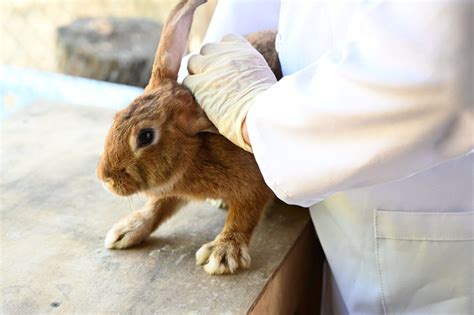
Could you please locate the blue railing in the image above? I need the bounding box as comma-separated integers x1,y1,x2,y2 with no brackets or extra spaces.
0,65,143,118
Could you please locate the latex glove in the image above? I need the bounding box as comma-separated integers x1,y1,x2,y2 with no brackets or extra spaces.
183,34,277,152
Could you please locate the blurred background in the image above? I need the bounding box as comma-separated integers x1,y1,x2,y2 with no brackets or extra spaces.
0,0,217,118
1,0,215,77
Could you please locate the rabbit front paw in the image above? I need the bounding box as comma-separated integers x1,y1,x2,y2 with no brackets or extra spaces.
195,238,251,275
104,216,152,249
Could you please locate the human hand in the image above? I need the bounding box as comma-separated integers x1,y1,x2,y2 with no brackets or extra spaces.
183,34,277,152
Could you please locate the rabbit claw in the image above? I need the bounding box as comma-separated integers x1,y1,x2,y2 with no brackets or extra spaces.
104,216,151,249
196,240,251,275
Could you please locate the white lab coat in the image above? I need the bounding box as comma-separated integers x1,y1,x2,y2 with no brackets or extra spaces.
190,1,474,314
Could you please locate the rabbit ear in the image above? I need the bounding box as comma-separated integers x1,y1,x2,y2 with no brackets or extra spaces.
184,115,218,136
146,0,207,90
177,102,218,136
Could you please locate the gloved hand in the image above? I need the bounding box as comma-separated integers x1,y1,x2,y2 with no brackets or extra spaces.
183,34,277,152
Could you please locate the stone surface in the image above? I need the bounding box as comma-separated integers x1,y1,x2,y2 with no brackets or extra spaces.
57,17,162,87
0,103,310,314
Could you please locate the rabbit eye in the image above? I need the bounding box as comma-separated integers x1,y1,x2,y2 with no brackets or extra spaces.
137,128,154,148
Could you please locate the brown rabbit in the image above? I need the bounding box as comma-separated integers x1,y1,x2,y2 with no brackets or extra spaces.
97,0,282,275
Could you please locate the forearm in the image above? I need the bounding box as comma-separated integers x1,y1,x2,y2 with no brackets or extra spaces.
246,2,473,206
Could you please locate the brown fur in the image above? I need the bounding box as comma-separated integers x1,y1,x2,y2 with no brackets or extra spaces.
97,0,281,275
246,30,283,80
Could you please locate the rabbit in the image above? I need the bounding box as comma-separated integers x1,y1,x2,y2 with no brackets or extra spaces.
96,0,282,275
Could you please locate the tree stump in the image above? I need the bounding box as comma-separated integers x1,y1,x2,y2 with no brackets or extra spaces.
57,17,162,87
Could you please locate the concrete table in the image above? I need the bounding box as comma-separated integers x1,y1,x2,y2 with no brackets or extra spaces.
0,70,323,314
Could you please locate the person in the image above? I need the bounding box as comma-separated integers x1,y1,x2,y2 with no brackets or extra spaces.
181,1,473,314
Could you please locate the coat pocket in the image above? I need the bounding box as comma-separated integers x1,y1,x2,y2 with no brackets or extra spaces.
374,210,473,314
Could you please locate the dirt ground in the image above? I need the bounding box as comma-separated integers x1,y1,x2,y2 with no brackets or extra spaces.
0,0,214,73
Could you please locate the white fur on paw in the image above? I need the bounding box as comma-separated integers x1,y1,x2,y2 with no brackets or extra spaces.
196,242,251,275
104,219,150,249
195,243,212,265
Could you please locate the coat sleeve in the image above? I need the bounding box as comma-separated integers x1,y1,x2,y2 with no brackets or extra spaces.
202,0,280,43
247,2,474,207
